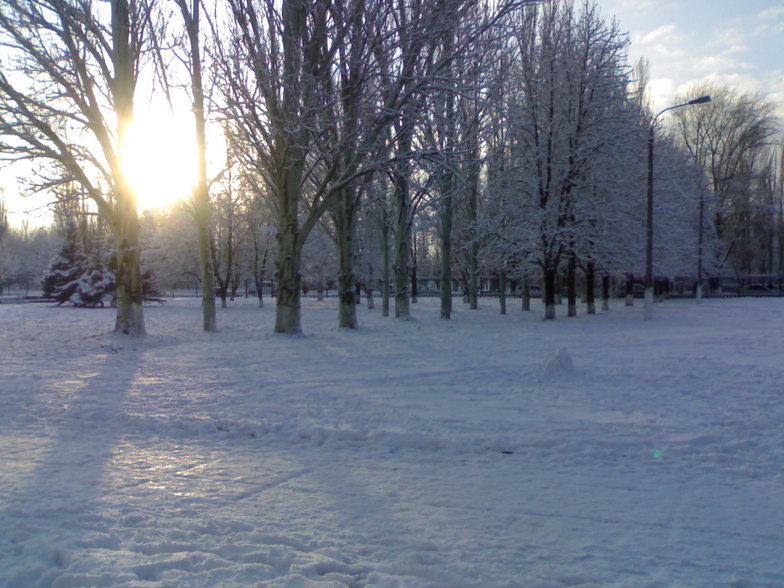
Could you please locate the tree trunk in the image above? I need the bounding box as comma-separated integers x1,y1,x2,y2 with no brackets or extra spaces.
498,272,507,315
111,0,144,336
439,201,453,319
393,173,411,319
625,273,634,306
182,0,216,332
567,256,577,317
113,199,146,335
273,2,307,335
522,271,531,311
382,213,390,317
585,261,596,315
601,274,610,311
543,265,556,320
274,219,302,334
410,248,418,304
335,188,358,329
468,249,479,310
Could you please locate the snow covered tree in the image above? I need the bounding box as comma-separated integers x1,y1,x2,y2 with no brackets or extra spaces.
41,226,88,305
506,0,633,319
217,0,523,332
70,257,116,308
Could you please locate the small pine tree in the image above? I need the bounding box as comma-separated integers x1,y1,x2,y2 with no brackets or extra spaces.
41,226,88,305
70,259,116,308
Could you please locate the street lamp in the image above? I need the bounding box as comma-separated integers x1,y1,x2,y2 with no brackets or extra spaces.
645,94,711,320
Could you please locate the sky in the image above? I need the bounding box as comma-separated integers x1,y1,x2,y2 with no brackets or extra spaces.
2,0,783,228
600,0,784,118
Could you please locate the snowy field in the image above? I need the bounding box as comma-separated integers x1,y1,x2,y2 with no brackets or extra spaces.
1,295,783,587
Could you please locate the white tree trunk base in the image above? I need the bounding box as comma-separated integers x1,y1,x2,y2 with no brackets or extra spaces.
644,288,654,320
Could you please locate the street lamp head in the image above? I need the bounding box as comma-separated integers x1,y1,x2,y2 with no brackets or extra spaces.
688,95,711,105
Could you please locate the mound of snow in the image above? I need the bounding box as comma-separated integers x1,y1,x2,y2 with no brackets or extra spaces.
540,346,574,376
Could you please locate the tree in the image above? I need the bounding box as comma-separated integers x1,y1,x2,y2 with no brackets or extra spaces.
141,205,202,294
175,0,217,331
0,195,7,295
672,83,779,273
0,0,156,334
70,251,116,308
218,0,522,332
507,0,632,319
41,224,88,304
210,165,247,308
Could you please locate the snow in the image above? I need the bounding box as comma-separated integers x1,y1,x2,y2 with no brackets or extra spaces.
1,296,783,587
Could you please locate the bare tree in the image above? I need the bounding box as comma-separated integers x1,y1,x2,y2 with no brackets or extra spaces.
0,0,157,334
672,83,779,273
174,0,217,330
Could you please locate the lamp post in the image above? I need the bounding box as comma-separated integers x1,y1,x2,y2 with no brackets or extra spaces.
645,95,711,320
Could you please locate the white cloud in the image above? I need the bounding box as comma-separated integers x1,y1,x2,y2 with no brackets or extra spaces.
652,43,684,58
758,6,784,19
639,24,677,44
690,54,753,75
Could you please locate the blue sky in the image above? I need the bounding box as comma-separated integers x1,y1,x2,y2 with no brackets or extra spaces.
601,0,784,118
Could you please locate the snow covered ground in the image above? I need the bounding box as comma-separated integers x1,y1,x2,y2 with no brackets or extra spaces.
1,295,783,587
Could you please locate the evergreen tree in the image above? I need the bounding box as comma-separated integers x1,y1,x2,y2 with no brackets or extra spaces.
70,253,116,308
41,227,88,305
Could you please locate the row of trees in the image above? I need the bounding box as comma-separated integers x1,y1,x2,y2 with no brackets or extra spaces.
1,0,781,334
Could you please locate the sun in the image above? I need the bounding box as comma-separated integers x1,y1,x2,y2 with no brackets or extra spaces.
121,104,198,212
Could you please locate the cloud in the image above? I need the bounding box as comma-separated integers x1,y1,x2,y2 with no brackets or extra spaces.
690,55,753,75
614,0,658,9
758,6,784,19
652,44,684,58
639,24,678,44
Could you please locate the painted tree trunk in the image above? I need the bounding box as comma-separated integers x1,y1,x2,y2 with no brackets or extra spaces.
314,271,323,302
586,261,596,315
